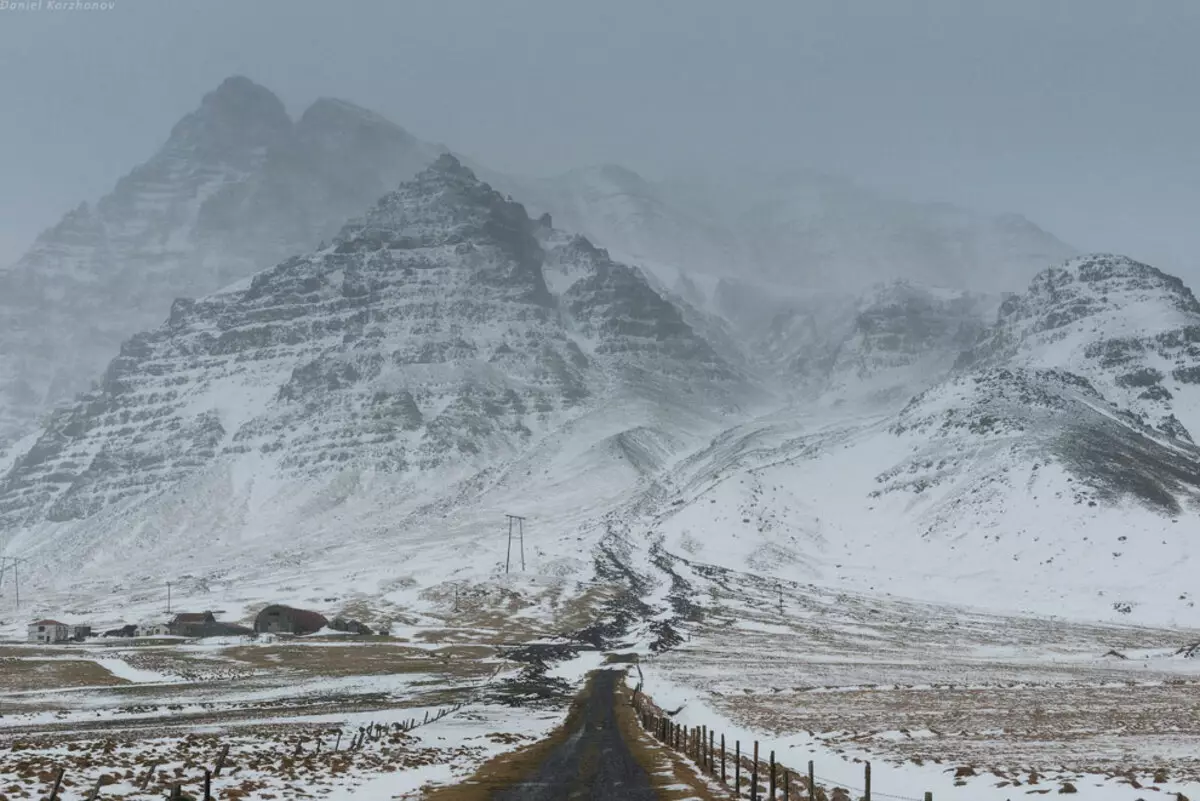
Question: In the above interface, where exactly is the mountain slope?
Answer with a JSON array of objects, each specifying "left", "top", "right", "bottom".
[
  {"left": 0, "top": 157, "right": 752, "bottom": 588},
  {"left": 0, "top": 76, "right": 444, "bottom": 459},
  {"left": 633, "top": 257, "right": 1200, "bottom": 624}
]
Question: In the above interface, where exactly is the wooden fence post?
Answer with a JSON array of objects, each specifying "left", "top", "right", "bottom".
[
  {"left": 865, "top": 761, "right": 871, "bottom": 801},
  {"left": 925, "top": 793, "right": 933, "bottom": 801},
  {"left": 140, "top": 764, "right": 159, "bottom": 791},
  {"left": 721, "top": 733, "right": 726, "bottom": 782},
  {"left": 769, "top": 750, "right": 776, "bottom": 799},
  {"left": 735, "top": 741, "right": 741, "bottom": 795},
  {"left": 47, "top": 767, "right": 65, "bottom": 801},
  {"left": 85, "top": 776, "right": 104, "bottom": 801},
  {"left": 751, "top": 741, "right": 759, "bottom": 801},
  {"left": 783, "top": 769, "right": 790, "bottom": 801},
  {"left": 204, "top": 769, "right": 212, "bottom": 801},
  {"left": 214, "top": 744, "right": 229, "bottom": 776},
  {"left": 808, "top": 760, "right": 815, "bottom": 801},
  {"left": 709, "top": 730, "right": 715, "bottom": 773},
  {"left": 170, "top": 782, "right": 182, "bottom": 801}
]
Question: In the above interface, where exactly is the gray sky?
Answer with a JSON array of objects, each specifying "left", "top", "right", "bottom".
[{"left": 1, "top": 0, "right": 1197, "bottom": 283}]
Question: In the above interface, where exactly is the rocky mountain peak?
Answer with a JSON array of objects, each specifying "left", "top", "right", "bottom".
[
  {"left": 961, "top": 253, "right": 1200, "bottom": 443},
  {"left": 334, "top": 156, "right": 552, "bottom": 307},
  {"left": 163, "top": 75, "right": 291, "bottom": 167}
]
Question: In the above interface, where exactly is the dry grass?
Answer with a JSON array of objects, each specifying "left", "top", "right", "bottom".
[
  {"left": 221, "top": 643, "right": 496, "bottom": 679},
  {"left": 0, "top": 657, "right": 128, "bottom": 692}
]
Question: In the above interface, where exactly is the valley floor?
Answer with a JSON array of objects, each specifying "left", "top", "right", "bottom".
[
  {"left": 636, "top": 554, "right": 1200, "bottom": 800},
  {"left": 4, "top": 564, "right": 1200, "bottom": 800}
]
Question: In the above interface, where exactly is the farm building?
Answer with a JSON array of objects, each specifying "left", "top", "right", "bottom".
[
  {"left": 70, "top": 625, "right": 92, "bottom": 641},
  {"left": 169, "top": 611, "right": 252, "bottom": 638},
  {"left": 104, "top": 624, "right": 137, "bottom": 638},
  {"left": 169, "top": 611, "right": 216, "bottom": 637},
  {"left": 254, "top": 605, "right": 328, "bottom": 635},
  {"left": 330, "top": 617, "right": 373, "bottom": 635},
  {"left": 27, "top": 620, "right": 69, "bottom": 644}
]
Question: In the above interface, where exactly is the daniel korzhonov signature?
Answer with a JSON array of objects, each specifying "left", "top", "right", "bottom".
[{"left": 0, "top": 0, "right": 116, "bottom": 11}]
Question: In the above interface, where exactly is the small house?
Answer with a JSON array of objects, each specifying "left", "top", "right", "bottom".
[
  {"left": 70, "top": 625, "right": 92, "bottom": 642},
  {"left": 28, "top": 620, "right": 69, "bottom": 644},
  {"left": 136, "top": 622, "right": 170, "bottom": 637},
  {"left": 254, "top": 605, "right": 328, "bottom": 636},
  {"left": 169, "top": 611, "right": 217, "bottom": 638}
]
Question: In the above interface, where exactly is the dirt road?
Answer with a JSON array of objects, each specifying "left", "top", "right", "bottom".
[{"left": 489, "top": 669, "right": 657, "bottom": 800}]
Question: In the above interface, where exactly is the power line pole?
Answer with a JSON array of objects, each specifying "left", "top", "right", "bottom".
[
  {"left": 6, "top": 556, "right": 29, "bottom": 611},
  {"left": 166, "top": 582, "right": 172, "bottom": 614},
  {"left": 504, "top": 515, "right": 527, "bottom": 573}
]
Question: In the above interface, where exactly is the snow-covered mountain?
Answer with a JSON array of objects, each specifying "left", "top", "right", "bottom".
[
  {"left": 5, "top": 76, "right": 1195, "bottom": 631},
  {"left": 497, "top": 165, "right": 1076, "bottom": 294},
  {"left": 0, "top": 76, "right": 443, "bottom": 459},
  {"left": 957, "top": 254, "right": 1200, "bottom": 442},
  {"left": 641, "top": 255, "right": 1200, "bottom": 623},
  {"left": 680, "top": 277, "right": 998, "bottom": 408},
  {"left": 0, "top": 75, "right": 1077, "bottom": 469},
  {"left": 0, "top": 157, "right": 753, "bottom": 575}
]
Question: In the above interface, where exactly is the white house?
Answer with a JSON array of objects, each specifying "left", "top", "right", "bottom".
[
  {"left": 28, "top": 620, "right": 69, "bottom": 644},
  {"left": 136, "top": 622, "right": 170, "bottom": 637}
]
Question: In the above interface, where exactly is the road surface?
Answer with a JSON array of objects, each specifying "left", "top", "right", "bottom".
[{"left": 490, "top": 669, "right": 657, "bottom": 800}]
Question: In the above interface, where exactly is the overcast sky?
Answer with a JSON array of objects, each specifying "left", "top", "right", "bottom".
[{"left": 1, "top": 0, "right": 1197, "bottom": 283}]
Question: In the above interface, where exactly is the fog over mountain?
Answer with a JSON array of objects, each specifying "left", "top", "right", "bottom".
[{"left": 2, "top": 1, "right": 1198, "bottom": 283}]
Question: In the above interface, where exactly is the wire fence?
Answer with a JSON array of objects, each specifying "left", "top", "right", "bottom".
[{"left": 633, "top": 691, "right": 935, "bottom": 801}]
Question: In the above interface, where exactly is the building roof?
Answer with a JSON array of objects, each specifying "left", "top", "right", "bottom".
[
  {"left": 31, "top": 619, "right": 65, "bottom": 626},
  {"left": 171, "top": 612, "right": 214, "bottom": 624},
  {"left": 256, "top": 605, "right": 329, "bottom": 632}
]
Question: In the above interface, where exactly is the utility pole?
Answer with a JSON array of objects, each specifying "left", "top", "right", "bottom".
[
  {"left": 505, "top": 515, "right": 526, "bottom": 573},
  {"left": 5, "top": 556, "right": 29, "bottom": 611},
  {"left": 166, "top": 582, "right": 172, "bottom": 614}
]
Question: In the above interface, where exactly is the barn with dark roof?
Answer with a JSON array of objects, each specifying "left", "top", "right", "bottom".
[{"left": 254, "top": 605, "right": 328, "bottom": 636}]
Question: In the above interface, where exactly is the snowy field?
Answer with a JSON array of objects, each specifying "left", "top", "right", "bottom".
[
  {"left": 634, "top": 555, "right": 1200, "bottom": 801},
  {"left": 0, "top": 633, "right": 597, "bottom": 799}
]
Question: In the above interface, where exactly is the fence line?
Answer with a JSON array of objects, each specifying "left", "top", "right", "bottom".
[{"left": 633, "top": 694, "right": 935, "bottom": 801}]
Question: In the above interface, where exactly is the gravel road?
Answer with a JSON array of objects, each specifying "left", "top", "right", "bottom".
[{"left": 491, "top": 669, "right": 657, "bottom": 800}]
